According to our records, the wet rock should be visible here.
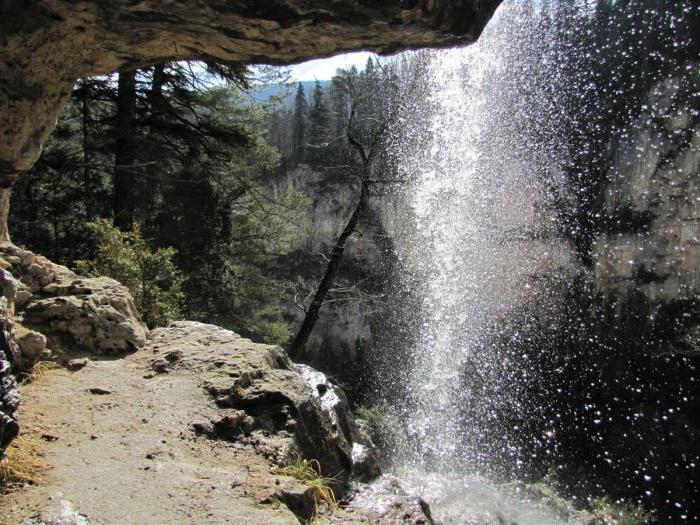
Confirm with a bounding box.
[296,364,382,483]
[351,443,382,483]
[327,476,436,524]
[0,243,146,356]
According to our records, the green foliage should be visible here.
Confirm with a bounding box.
[590,496,653,525]
[76,219,184,329]
[354,404,402,454]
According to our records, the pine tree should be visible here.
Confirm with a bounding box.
[292,83,307,165]
[307,80,329,167]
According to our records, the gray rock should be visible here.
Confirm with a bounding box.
[0,243,146,356]
[327,475,436,524]
[147,321,360,490]
[296,364,382,483]
[67,358,89,371]
[15,328,47,369]
[20,499,90,525]
[272,478,317,522]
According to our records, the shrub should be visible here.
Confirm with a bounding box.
[354,404,403,455]
[590,496,653,525]
[76,219,184,328]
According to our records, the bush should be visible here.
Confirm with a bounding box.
[76,219,184,328]
[590,496,653,525]
[354,404,403,455]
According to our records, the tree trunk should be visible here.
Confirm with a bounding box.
[0,187,11,243]
[288,180,369,360]
[113,69,138,231]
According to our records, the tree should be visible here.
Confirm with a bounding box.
[9,62,308,344]
[307,80,329,167]
[288,57,426,359]
[113,69,138,231]
[292,83,307,165]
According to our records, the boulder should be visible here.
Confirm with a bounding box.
[147,321,380,490]
[13,327,48,371]
[0,243,146,356]
[296,364,382,482]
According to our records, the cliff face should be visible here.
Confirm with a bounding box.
[270,165,399,390]
[593,67,700,306]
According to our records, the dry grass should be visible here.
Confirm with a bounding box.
[20,360,61,384]
[0,435,49,489]
[274,458,337,520]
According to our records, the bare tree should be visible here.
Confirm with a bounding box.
[288,57,426,360]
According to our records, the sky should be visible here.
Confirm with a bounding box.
[288,52,374,81]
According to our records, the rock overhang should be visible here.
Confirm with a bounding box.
[0,0,502,175]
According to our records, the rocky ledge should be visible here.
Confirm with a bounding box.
[0,242,146,361]
[149,321,381,488]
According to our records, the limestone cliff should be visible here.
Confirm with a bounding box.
[593,65,700,308]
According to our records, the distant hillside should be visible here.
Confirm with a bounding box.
[250,80,331,106]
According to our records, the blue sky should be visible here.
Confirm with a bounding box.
[289,52,374,81]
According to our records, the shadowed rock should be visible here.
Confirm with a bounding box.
[0,270,19,459]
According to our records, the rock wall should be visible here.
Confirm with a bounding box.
[593,65,700,305]
[0,270,20,460]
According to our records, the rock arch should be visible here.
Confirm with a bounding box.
[0,0,500,239]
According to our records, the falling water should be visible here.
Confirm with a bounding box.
[384,4,577,522]
[395,1,570,468]
[379,0,700,522]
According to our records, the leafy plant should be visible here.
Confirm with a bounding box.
[76,219,184,328]
[354,404,403,454]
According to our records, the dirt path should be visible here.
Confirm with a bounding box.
[0,348,299,524]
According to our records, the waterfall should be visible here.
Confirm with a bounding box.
[394,1,569,475]
[380,0,699,522]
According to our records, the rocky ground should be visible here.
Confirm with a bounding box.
[1,320,435,524]
[0,244,433,524]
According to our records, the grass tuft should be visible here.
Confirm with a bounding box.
[0,435,49,489]
[20,360,61,384]
[274,458,337,520]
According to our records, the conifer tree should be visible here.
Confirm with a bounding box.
[292,83,307,165]
[307,80,329,167]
